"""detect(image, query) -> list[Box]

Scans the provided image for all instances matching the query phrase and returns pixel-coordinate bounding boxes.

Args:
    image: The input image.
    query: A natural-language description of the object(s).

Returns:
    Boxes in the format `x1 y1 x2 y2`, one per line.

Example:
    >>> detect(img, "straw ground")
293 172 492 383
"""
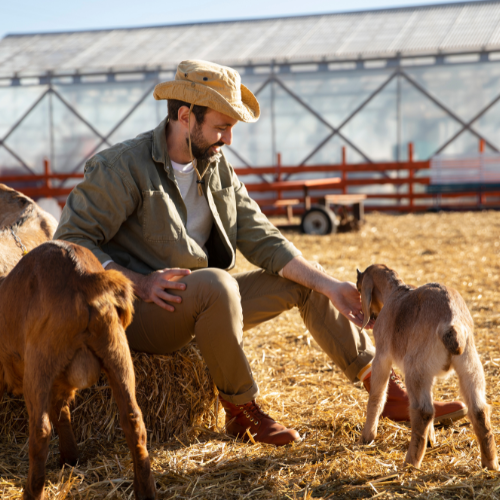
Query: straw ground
1 210 500 499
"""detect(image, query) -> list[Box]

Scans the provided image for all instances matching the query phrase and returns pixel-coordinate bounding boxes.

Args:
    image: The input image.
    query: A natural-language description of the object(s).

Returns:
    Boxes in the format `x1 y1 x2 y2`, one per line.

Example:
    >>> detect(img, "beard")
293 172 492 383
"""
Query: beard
188 123 224 163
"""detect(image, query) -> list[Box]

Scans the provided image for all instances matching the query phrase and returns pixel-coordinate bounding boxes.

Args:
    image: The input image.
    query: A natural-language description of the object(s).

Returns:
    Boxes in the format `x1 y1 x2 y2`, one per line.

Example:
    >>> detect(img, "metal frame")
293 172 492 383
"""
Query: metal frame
1 56 499 176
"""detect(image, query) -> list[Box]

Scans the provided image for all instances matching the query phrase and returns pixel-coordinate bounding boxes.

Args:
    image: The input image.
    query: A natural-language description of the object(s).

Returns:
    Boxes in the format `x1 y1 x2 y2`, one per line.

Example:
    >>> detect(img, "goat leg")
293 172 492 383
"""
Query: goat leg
360 356 392 444
405 406 434 468
91 326 156 500
470 404 498 470
427 422 436 448
23 351 54 500
454 342 499 470
50 392 79 467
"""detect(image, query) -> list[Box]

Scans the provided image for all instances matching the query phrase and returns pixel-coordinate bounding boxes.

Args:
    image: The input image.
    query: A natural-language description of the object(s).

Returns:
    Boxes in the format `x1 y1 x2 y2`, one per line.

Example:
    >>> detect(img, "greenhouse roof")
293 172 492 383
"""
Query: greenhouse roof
1 1 500 78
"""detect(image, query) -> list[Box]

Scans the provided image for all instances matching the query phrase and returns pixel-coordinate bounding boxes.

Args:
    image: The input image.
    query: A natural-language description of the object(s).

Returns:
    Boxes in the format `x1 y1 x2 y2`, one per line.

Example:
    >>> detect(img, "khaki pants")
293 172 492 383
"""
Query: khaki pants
126 267 375 404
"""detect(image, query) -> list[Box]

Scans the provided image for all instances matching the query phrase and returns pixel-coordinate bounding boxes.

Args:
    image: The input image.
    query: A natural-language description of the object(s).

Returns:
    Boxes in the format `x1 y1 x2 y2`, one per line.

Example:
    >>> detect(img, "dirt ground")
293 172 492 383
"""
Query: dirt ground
1 211 500 499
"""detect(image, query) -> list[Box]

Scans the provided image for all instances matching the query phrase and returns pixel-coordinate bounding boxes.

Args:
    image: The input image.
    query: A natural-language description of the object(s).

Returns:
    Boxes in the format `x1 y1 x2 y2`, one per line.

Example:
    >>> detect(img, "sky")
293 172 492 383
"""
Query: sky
0 0 476 39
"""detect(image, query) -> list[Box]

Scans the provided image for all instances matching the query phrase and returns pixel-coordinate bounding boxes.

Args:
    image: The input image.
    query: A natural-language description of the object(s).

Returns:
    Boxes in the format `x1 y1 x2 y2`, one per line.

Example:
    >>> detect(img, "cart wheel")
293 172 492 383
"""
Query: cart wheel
300 206 337 235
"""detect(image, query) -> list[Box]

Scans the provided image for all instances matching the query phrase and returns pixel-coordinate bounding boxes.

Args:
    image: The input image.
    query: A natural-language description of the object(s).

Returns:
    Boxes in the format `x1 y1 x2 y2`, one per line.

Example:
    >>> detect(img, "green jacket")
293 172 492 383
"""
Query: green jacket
54 118 301 275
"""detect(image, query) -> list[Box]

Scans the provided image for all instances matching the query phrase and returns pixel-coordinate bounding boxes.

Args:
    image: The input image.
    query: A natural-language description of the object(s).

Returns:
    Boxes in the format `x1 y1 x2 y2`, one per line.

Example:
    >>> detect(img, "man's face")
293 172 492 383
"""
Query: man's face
188 109 238 162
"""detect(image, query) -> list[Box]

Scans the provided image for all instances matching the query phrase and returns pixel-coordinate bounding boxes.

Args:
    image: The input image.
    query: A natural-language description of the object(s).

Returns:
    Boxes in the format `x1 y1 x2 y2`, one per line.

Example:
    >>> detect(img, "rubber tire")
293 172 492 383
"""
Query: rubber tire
300 205 337 235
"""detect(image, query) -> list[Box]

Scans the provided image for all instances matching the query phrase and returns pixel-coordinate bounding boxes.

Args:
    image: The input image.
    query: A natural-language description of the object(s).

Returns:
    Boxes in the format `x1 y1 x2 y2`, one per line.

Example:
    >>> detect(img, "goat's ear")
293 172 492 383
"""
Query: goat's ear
360 273 374 332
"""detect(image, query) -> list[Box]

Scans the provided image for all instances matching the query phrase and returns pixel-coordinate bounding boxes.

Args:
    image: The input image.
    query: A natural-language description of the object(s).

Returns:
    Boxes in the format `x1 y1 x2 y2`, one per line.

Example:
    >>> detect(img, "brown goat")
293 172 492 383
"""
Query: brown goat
0 240 156 500
357 264 498 471
0 183 58 277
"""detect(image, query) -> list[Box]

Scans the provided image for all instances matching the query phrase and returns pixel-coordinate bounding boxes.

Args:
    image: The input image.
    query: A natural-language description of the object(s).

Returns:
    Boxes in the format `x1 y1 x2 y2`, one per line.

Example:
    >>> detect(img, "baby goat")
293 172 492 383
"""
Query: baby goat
356 264 498 470
0 241 156 500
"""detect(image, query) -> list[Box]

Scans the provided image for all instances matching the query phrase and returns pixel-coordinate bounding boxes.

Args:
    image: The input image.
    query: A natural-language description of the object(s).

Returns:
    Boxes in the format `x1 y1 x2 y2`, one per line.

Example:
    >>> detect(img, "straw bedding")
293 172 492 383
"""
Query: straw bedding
1 211 500 498
0 346 218 444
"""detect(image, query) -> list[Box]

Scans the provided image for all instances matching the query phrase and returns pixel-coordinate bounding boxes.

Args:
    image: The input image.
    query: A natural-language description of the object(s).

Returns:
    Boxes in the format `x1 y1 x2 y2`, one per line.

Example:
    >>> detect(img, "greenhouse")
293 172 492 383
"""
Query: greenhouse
0 0 500 181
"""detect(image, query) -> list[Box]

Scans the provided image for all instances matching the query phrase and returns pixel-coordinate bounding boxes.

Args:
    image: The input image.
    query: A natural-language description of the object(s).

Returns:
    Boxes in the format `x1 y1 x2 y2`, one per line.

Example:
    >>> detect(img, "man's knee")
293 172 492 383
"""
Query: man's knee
190 268 241 305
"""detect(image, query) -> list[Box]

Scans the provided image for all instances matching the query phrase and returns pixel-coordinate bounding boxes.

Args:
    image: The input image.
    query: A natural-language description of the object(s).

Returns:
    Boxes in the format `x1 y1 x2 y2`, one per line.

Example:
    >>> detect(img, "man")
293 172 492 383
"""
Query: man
55 60 466 446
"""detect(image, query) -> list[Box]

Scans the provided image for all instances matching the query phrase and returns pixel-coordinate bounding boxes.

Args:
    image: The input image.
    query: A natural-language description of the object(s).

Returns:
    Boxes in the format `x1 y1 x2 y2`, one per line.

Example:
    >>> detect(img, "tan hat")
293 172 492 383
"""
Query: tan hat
153 60 260 123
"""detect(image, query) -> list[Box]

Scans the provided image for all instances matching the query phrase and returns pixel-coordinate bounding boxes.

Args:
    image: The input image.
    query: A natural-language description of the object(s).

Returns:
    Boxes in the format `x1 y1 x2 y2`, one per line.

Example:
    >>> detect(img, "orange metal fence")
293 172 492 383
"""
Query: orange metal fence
1 144 500 214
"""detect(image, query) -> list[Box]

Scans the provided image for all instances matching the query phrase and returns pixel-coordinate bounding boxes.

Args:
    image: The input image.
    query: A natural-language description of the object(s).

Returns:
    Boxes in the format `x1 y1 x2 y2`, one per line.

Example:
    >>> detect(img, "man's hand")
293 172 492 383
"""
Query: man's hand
106 262 191 312
137 268 191 311
282 256 374 329
322 280 374 329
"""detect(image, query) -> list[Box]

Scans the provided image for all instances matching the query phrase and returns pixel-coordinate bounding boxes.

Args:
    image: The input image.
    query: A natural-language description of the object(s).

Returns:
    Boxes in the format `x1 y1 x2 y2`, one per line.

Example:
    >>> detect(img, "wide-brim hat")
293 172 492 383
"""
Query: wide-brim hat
153 60 260 123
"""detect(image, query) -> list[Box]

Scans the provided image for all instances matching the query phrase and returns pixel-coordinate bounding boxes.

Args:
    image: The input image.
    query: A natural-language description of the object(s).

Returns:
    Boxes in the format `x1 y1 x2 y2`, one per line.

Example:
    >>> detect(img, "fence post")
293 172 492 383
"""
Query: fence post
408 143 414 212
479 139 485 206
44 157 52 192
341 146 347 195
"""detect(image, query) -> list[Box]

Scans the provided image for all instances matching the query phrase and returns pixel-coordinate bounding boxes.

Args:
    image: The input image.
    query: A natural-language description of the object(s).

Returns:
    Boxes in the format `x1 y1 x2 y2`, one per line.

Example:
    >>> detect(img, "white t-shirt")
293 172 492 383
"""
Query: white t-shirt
170 160 213 253
103 160 213 268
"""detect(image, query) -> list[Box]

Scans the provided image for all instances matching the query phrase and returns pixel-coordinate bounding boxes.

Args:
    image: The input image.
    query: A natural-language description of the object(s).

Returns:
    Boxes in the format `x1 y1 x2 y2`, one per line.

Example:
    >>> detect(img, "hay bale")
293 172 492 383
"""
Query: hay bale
0 343 218 443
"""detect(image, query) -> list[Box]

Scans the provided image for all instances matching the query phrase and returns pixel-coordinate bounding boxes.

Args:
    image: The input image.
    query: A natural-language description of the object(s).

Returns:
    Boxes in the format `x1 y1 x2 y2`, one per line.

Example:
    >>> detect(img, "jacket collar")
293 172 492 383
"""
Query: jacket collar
152 117 170 167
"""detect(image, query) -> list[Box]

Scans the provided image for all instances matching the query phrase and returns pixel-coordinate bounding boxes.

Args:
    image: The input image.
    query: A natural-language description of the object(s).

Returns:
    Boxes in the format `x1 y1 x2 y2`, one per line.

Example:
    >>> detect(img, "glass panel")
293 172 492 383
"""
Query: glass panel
305 134 365 165
404 62 500 122
107 96 167 145
0 146 27 176
439 129 483 156
3 93 50 173
51 94 102 173
230 82 273 167
472 97 500 151
54 80 157 137
273 82 331 166
240 73 270 94
341 77 398 162
223 147 247 168
0 85 48 138
279 69 395 127
400 78 462 160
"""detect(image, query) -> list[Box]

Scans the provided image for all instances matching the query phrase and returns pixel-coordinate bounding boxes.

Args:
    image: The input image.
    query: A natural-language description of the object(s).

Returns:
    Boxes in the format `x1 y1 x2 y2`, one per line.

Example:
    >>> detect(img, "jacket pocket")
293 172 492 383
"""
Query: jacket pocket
142 190 182 242
211 186 236 235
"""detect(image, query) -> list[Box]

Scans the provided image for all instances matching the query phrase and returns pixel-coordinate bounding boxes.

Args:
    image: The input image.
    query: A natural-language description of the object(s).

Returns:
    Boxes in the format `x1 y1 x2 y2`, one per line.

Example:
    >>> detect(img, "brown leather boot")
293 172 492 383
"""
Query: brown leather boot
219 396 300 446
363 369 467 424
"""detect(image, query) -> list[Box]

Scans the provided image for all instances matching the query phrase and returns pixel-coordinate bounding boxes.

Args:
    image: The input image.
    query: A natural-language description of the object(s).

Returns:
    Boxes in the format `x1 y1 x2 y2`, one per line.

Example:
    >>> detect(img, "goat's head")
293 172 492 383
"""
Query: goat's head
0 184 33 228
356 264 401 330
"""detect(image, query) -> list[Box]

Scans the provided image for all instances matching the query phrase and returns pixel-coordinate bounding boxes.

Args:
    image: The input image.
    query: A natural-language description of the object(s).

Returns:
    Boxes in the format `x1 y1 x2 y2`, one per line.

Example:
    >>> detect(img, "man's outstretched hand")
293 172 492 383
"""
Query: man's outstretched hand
281 256 374 329
323 280 374 329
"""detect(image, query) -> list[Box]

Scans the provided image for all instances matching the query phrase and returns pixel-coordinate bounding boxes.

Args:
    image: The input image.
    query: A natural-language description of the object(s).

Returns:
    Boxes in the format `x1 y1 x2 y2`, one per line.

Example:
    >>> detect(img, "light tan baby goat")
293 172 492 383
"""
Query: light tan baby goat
356 264 498 470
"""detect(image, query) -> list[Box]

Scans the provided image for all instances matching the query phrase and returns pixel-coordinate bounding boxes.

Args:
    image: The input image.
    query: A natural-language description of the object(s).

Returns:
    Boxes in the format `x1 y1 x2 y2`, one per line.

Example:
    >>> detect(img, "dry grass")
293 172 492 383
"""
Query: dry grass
2 211 500 499
0 348 217 444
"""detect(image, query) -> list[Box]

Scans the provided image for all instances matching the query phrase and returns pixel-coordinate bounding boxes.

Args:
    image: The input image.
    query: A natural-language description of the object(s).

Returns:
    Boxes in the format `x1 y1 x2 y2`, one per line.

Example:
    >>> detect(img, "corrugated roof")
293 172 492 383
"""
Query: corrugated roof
1 1 500 78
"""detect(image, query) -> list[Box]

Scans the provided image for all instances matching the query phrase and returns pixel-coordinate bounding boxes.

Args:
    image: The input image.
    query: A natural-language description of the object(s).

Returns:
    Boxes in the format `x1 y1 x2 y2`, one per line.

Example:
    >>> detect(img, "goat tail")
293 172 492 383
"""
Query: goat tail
81 270 135 329
440 323 467 356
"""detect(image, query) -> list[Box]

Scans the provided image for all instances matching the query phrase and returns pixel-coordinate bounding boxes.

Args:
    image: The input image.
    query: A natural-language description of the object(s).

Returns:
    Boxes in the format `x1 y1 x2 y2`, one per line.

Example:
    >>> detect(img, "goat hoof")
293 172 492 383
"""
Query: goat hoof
23 490 45 500
482 459 499 471
59 455 79 468
134 476 157 500
359 432 375 445
404 456 422 469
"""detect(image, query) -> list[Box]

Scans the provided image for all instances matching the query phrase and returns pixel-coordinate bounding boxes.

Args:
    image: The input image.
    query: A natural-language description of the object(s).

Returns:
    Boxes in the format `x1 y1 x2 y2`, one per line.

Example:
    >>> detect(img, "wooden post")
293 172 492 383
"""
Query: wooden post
341 146 347 195
44 157 52 190
408 143 414 213
479 139 485 153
